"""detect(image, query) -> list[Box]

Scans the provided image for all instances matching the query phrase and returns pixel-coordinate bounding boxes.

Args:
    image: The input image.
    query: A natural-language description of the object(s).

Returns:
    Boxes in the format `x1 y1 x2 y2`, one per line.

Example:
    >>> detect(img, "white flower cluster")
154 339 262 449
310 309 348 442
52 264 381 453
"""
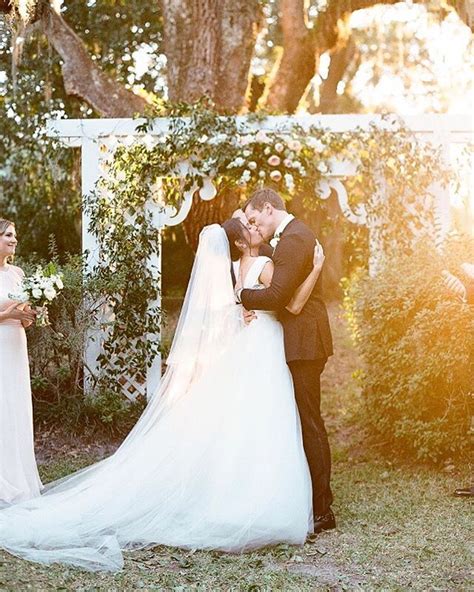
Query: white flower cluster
120 120 333 196
123 122 333 197
223 129 329 190
10 266 64 305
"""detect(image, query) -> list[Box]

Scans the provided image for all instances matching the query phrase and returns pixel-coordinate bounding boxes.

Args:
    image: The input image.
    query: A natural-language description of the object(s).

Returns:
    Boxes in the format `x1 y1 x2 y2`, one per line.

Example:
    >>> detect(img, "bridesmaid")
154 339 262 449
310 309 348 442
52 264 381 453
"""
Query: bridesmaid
0 218 42 506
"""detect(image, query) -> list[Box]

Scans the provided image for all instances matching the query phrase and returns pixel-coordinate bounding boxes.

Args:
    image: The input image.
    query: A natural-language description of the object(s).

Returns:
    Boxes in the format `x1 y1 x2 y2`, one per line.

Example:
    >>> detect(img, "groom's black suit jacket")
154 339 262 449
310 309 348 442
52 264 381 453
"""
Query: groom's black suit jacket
241 218 333 362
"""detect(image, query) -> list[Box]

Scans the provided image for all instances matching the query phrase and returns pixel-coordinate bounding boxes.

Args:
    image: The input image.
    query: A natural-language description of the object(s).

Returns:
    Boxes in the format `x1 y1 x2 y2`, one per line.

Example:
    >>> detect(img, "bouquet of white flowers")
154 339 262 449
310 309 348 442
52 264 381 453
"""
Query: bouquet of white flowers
9 262 64 326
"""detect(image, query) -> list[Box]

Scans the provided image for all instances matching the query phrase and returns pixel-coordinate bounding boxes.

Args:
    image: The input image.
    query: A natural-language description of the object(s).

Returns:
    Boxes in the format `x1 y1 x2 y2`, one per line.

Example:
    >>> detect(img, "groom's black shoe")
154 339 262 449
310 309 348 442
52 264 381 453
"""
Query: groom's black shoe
453 486 474 497
313 509 336 534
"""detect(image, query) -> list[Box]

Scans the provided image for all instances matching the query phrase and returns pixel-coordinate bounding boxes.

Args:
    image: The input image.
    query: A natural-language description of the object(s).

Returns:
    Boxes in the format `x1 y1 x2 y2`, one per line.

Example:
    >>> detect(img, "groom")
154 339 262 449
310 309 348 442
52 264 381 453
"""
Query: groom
236 187 335 534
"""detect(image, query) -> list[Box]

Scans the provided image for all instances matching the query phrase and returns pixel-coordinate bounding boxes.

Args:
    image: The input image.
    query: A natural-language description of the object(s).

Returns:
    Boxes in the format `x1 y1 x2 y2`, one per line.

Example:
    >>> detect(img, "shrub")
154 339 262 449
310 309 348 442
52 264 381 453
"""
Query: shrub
344 237 474 463
20 255 146 438
25 255 85 404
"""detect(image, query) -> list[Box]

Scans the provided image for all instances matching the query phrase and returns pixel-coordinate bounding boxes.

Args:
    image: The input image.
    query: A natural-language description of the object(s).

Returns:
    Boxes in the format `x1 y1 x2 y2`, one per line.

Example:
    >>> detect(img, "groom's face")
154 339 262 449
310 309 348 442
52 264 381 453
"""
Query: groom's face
244 204 274 241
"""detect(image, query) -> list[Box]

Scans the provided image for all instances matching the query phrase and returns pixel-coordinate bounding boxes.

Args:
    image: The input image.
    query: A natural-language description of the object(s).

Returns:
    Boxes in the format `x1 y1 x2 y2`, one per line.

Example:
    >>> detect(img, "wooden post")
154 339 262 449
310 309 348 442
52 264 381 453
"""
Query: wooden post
81 137 103 391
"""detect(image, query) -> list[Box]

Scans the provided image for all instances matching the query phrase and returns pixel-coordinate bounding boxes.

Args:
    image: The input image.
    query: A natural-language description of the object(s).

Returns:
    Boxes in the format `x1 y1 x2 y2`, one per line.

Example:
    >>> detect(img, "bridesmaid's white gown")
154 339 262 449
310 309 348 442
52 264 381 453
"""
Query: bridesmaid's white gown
0 265 42 505
0 227 312 572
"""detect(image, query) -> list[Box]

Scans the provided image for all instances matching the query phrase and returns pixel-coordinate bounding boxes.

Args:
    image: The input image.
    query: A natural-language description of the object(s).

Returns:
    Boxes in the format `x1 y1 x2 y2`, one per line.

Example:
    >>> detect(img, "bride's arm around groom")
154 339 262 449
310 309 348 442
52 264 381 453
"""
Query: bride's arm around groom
258 240 325 316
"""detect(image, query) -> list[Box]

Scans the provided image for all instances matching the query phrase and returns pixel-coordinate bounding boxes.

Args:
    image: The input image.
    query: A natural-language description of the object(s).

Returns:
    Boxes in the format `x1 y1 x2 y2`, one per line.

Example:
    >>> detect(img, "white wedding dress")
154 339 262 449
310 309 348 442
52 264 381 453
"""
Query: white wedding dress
0 225 312 572
0 265 43 506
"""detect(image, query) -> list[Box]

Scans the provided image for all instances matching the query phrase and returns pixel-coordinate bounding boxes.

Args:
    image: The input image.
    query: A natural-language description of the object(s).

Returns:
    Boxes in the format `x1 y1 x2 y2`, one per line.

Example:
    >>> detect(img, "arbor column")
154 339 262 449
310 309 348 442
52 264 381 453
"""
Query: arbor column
81 137 103 390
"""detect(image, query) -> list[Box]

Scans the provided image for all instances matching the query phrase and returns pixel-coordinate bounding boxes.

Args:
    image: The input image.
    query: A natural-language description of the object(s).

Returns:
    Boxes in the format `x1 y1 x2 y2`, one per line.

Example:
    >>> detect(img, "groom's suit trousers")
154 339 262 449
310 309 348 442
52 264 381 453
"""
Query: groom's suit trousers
288 358 333 518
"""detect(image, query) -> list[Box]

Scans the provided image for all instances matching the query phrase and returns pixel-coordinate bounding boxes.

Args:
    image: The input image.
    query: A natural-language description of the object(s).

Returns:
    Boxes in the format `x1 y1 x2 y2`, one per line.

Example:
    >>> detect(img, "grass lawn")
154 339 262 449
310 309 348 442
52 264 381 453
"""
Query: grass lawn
0 306 471 591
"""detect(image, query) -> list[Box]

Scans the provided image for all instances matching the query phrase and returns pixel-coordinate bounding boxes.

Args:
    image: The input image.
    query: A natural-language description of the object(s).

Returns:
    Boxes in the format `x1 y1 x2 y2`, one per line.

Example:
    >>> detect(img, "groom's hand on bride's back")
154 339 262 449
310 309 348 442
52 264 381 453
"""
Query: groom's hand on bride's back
242 308 256 325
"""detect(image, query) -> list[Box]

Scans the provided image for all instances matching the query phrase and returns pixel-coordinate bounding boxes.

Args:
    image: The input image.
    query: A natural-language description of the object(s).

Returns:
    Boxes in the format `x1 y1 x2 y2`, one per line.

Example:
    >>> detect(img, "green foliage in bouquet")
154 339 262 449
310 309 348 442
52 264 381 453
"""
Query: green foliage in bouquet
344 237 474 463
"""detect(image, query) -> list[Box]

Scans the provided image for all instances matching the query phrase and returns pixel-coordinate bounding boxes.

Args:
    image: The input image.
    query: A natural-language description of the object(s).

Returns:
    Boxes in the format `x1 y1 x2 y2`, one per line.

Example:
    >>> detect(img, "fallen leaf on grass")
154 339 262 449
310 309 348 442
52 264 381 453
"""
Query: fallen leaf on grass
305 548 328 556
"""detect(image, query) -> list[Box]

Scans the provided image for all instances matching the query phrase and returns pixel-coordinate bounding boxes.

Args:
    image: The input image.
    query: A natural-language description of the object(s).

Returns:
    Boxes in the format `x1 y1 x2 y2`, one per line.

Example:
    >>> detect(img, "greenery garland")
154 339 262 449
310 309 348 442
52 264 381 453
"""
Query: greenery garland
86 105 450 397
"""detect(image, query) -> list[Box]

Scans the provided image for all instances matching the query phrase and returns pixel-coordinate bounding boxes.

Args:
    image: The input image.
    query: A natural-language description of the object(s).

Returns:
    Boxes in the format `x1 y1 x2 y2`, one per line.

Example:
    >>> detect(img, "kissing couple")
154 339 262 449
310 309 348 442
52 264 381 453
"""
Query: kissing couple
0 187 334 572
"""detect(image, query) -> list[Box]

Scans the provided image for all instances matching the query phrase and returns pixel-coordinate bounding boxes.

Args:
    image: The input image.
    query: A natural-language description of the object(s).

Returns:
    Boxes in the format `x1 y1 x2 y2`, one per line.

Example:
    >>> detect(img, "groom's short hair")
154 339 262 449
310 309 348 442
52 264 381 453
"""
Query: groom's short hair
243 187 286 212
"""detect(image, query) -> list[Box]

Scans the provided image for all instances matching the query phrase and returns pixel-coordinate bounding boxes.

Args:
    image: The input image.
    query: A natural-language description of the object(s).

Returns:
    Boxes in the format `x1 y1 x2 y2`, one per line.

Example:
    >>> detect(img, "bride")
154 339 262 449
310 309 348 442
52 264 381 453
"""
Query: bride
0 221 323 572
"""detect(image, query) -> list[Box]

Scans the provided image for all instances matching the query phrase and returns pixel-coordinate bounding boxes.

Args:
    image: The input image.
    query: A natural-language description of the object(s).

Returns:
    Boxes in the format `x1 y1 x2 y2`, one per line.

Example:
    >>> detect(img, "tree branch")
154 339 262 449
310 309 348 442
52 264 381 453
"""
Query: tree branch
0 0 11 13
40 3 149 117
319 34 356 113
445 0 474 31
313 0 400 53
262 0 401 113
261 0 316 113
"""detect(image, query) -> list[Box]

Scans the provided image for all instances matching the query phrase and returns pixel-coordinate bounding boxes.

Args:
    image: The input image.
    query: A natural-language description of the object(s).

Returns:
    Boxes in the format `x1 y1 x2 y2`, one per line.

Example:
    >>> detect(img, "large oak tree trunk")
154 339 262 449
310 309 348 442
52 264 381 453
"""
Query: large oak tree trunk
161 0 261 248
161 0 260 112
182 187 242 249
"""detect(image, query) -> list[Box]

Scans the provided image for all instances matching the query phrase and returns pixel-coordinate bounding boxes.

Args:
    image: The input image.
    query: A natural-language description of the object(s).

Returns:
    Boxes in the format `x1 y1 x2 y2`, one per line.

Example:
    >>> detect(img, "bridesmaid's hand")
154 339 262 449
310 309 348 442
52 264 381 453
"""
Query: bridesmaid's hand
0 302 36 323
21 304 36 328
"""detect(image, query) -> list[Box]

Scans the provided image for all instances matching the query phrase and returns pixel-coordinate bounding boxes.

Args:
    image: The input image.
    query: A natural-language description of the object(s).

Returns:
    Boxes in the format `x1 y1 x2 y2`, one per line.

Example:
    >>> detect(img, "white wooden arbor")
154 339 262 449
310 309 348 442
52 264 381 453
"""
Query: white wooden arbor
46 114 472 399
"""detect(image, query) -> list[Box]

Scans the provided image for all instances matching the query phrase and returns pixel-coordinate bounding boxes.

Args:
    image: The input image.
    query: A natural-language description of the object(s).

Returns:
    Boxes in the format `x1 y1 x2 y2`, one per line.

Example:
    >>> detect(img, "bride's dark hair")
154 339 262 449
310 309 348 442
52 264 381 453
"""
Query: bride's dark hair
221 218 250 261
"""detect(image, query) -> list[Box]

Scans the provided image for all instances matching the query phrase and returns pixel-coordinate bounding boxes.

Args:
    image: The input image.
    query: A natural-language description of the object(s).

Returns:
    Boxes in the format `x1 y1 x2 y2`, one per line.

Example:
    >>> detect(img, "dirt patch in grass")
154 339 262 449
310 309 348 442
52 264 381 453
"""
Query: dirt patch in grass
35 426 120 467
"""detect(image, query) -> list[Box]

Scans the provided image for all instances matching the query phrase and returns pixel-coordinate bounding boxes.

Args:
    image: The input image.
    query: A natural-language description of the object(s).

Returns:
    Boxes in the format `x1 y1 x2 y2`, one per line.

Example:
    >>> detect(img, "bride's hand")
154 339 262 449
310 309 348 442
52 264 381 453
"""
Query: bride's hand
313 240 325 271
242 308 256 325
